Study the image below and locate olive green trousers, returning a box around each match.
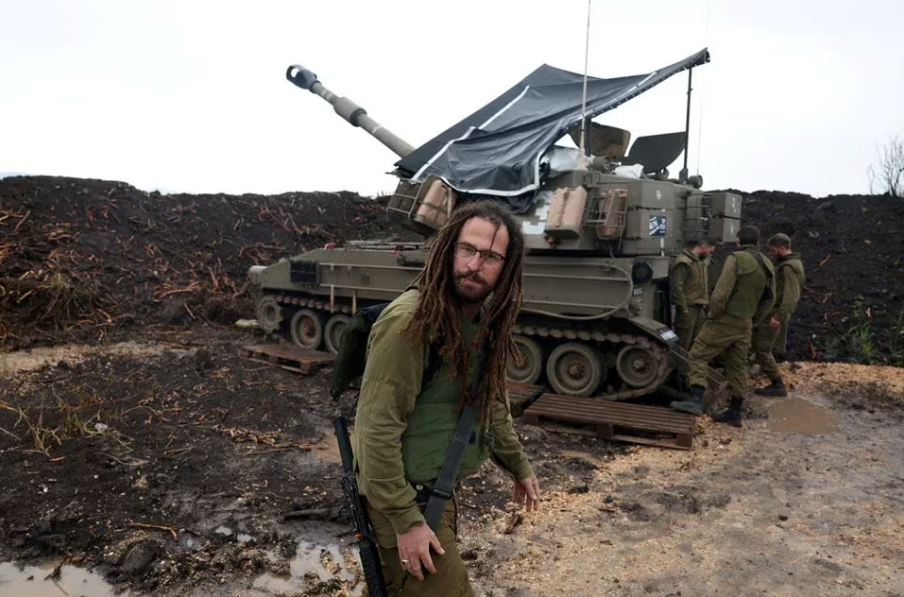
[674,304,707,352]
[688,316,752,398]
[751,318,785,380]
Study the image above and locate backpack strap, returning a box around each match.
[745,248,775,303]
[746,248,772,278]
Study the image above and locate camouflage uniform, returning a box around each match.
[670,248,710,352]
[752,252,805,393]
[672,245,775,425]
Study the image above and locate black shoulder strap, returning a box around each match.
[746,248,773,278]
[422,338,489,530]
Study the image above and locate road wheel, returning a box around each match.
[289,309,323,350]
[324,314,351,354]
[615,345,659,388]
[545,342,605,397]
[506,336,544,385]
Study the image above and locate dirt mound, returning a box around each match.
[3,175,904,365]
[0,175,418,351]
[735,190,904,365]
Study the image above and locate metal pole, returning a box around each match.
[578,0,592,167]
[680,67,693,183]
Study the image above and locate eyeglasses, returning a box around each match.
[454,242,505,265]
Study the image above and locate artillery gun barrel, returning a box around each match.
[286,65,415,159]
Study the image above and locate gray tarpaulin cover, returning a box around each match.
[394,48,709,198]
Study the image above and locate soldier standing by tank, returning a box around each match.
[353,200,541,596]
[751,233,805,396]
[670,236,716,351]
[670,226,775,427]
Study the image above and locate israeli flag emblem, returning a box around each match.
[648,215,667,237]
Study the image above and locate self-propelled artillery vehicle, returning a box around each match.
[248,48,741,400]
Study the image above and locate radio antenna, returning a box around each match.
[578,0,592,167]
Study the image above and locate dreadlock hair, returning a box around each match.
[403,199,525,420]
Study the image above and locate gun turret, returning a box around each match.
[286,65,415,159]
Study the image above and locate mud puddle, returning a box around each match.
[0,560,132,597]
[765,396,841,434]
[1,531,366,597]
[250,538,363,597]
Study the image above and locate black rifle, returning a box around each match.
[334,416,388,597]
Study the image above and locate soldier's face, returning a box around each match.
[452,217,509,304]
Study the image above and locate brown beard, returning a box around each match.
[454,270,490,304]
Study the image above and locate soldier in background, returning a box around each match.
[670,236,716,351]
[670,226,775,427]
[752,233,806,397]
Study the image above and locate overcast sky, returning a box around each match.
[1,0,902,199]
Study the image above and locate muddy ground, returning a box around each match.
[1,175,903,596]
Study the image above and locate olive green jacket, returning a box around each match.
[708,246,775,323]
[353,289,533,535]
[670,249,710,311]
[770,252,805,320]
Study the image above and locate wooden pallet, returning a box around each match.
[240,344,336,375]
[522,394,697,450]
[507,382,547,416]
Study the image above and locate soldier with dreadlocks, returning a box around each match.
[353,199,540,596]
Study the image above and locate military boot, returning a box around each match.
[711,396,743,427]
[670,385,705,415]
[754,377,787,397]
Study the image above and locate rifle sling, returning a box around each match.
[422,340,488,531]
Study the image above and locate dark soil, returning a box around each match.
[0,331,344,593]
[0,175,418,352]
[1,175,903,595]
[735,189,904,365]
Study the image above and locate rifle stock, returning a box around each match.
[334,416,389,597]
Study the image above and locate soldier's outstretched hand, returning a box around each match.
[513,475,541,512]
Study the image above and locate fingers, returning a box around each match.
[399,530,444,580]
[512,484,525,507]
[523,478,541,512]
[513,477,542,512]
[416,529,443,575]
[409,553,429,580]
[399,551,428,581]
[429,532,445,557]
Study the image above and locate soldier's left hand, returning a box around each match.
[769,316,781,329]
[513,475,541,512]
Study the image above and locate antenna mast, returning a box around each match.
[578,0,592,168]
